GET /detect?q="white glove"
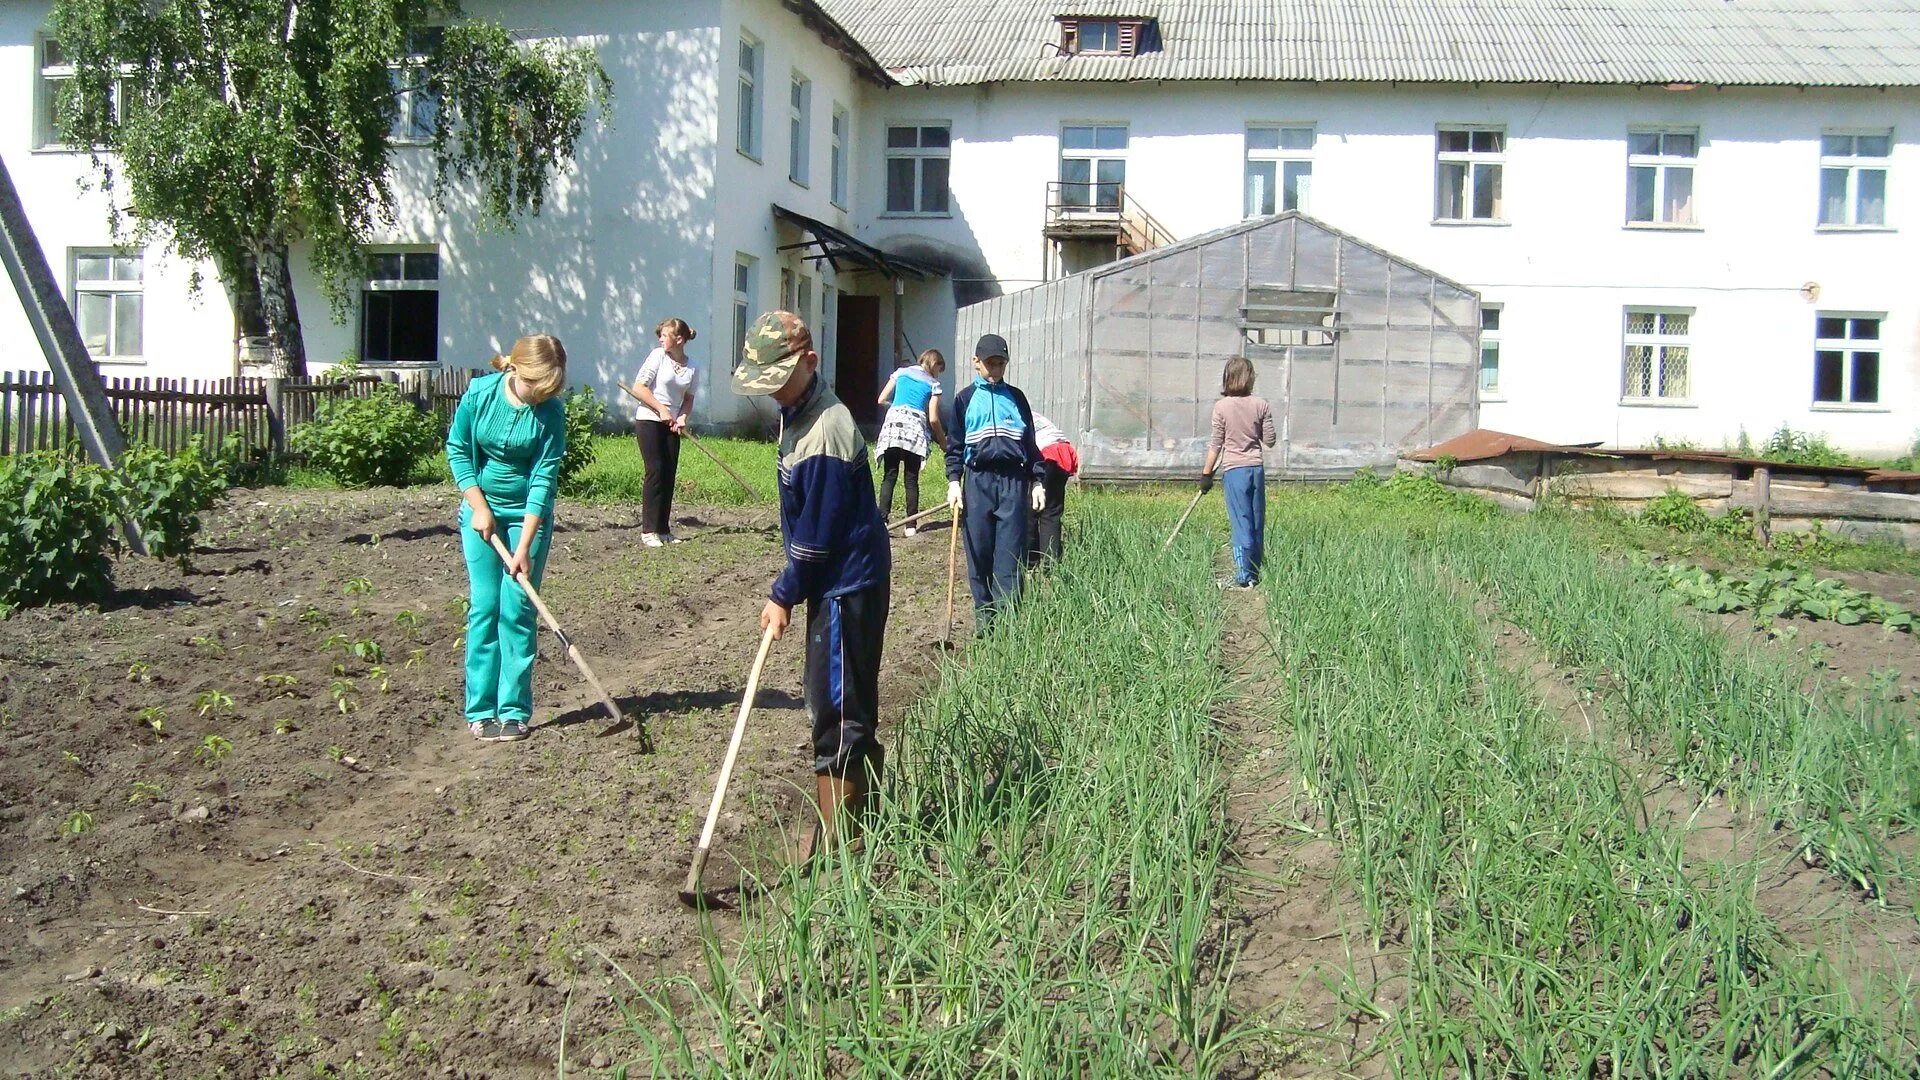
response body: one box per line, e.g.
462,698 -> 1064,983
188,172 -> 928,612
948,480 -> 963,509
1030,482 -> 1047,512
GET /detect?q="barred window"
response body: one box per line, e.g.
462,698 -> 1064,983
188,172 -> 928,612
1621,308 -> 1691,401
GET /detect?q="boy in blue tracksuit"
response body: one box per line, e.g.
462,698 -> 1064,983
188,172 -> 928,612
945,333 -> 1045,632
735,310 -> 890,856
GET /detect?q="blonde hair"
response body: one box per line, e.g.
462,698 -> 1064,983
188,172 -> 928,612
655,317 -> 696,343
1222,356 -> 1255,397
491,334 -> 568,404
918,348 -> 946,374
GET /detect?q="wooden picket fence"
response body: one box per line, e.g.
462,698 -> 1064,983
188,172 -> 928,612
0,367 -> 479,458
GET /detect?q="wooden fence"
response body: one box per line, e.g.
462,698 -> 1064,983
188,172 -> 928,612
0,368 -> 478,458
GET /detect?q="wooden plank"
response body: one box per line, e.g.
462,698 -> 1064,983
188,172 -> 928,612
1730,484 -> 1920,525
1550,471 -> 1733,500
1753,466 -> 1772,543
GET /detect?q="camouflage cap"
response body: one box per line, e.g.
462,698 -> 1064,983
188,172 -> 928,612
732,310 -> 814,396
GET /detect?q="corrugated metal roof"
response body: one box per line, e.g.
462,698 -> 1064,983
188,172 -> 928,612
820,1 -> 1920,87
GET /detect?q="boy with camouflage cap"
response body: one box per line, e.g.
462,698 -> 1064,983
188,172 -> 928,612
735,310 -> 891,857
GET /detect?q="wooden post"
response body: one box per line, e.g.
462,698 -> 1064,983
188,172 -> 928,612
1754,465 -> 1772,544
265,377 -> 286,455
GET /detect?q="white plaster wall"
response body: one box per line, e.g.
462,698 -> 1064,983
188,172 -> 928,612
855,81 -> 1920,456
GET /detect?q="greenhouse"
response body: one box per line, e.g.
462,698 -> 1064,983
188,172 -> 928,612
958,211 -> 1482,477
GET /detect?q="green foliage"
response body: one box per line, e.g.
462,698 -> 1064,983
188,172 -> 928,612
116,436 -> 229,564
60,810 -> 95,837
1344,468 -> 1499,518
289,386 -> 442,488
1650,558 -> 1916,631
557,386 -> 601,494
48,0 -> 610,369
1757,425 -> 1859,468
0,450 -> 124,611
1641,489 -> 1709,532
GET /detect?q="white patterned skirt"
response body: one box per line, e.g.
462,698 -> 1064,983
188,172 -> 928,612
874,404 -> 931,459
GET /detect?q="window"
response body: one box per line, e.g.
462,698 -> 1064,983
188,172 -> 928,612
796,275 -> 813,330
389,27 -> 443,144
1814,313 -> 1882,405
1436,126 -> 1505,222
1478,304 -> 1502,396
1058,17 -> 1152,56
36,35 -> 127,148
1060,124 -> 1127,210
1245,125 -> 1314,216
885,124 -> 951,214
1240,286 -> 1336,348
360,251 -> 440,365
70,249 -> 143,363
1627,128 -> 1697,226
736,36 -> 762,159
732,255 -> 757,371
788,74 -> 811,185
1819,130 -> 1890,227
830,106 -> 850,207
1621,308 -> 1691,401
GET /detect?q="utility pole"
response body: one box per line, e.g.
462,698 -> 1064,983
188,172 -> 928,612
0,152 -> 146,554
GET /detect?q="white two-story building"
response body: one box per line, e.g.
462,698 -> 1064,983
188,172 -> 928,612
4,0 -> 1919,453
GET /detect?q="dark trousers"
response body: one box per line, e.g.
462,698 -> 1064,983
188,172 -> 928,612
877,448 -> 922,520
804,582 -> 888,779
1025,460 -> 1068,568
633,419 -> 680,534
963,468 -> 1030,630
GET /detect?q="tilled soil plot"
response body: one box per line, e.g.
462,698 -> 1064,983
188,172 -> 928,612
0,486 -> 959,1078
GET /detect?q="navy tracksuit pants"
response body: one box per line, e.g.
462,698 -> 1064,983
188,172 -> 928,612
963,468 -> 1030,630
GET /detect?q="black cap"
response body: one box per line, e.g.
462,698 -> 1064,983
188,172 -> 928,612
974,333 -> 1010,360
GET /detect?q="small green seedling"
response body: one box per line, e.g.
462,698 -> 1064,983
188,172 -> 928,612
343,577 -> 375,597
188,634 -> 225,656
137,706 -> 166,735
404,648 -> 427,670
60,810 -> 94,836
320,632 -> 351,654
350,638 -> 384,664
368,666 -> 391,693
61,750 -> 84,769
274,718 -> 298,735
259,673 -> 299,692
298,605 -> 329,629
393,610 -> 422,635
325,745 -> 347,762
128,781 -> 164,804
194,734 -> 233,765
194,689 -> 234,718
329,680 -> 357,715
126,660 -> 153,683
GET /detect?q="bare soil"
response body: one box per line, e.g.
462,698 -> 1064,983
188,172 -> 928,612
0,486 -> 960,1078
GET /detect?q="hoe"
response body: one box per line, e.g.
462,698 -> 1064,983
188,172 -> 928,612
680,623 -> 779,908
488,535 -> 647,748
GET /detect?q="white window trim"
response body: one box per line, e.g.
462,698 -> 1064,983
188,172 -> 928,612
830,105 -> 850,209
1811,309 -> 1887,410
1817,127 -> 1893,231
387,28 -> 443,147
1619,306 -> 1695,406
34,34 -> 76,151
1058,122 -> 1129,213
69,247 -> 144,365
736,33 -> 763,162
1478,302 -> 1503,401
1434,124 -> 1506,224
788,72 -> 811,186
1244,123 -> 1315,218
731,254 -> 757,372
882,120 -> 952,218
1625,126 -> 1701,229
359,248 -> 441,368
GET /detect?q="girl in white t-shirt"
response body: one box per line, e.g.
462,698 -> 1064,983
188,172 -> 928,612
629,318 -> 699,546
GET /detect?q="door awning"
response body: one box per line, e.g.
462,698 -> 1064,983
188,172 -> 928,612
773,205 -> 940,280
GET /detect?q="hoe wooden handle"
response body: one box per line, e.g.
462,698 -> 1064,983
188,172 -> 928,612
488,534 -> 631,739
682,623 -> 779,900
1163,489 -> 1206,551
620,384 -> 759,500
889,503 -> 950,532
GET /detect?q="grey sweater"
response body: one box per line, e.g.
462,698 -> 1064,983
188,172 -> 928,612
1208,395 -> 1276,471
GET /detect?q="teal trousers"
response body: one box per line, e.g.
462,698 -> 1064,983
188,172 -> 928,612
460,513 -> 553,723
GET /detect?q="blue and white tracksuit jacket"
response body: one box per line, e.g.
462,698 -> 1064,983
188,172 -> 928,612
772,375 -> 891,609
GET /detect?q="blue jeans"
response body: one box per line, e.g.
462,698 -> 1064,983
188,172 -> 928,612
1223,465 -> 1265,586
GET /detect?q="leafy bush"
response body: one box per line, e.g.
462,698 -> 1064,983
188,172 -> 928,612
0,451 -> 125,611
1641,489 -> 1710,532
1759,425 -> 1858,468
1650,557 -> 1915,632
1345,468 -> 1499,518
289,385 -> 442,487
558,385 -> 601,493
118,436 -> 230,563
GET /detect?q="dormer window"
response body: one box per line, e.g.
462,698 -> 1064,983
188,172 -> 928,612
1058,16 -> 1154,57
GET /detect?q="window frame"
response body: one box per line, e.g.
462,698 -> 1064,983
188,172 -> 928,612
35,33 -> 131,151
1478,302 -> 1503,399
788,72 -> 811,186
882,121 -> 953,217
1244,123 -> 1315,218
387,26 -> 444,146
358,247 -> 442,367
1434,124 -> 1507,224
830,105 -> 850,208
1817,127 -> 1892,230
731,254 -> 758,372
69,247 -> 145,365
1619,306 -> 1694,406
1058,122 -> 1129,212
1625,126 -> 1700,228
1812,310 -> 1886,409
736,34 -> 763,161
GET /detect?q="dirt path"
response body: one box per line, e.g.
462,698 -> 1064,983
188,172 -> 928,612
1215,587 -> 1393,1079
0,487 -> 958,1078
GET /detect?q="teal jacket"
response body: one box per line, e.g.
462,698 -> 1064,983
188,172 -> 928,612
446,372 -> 567,518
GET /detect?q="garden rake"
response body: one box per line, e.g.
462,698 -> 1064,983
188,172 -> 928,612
680,622 -> 779,909
488,535 -> 647,748
887,503 -> 950,534
1163,489 -> 1206,551
618,385 -> 760,500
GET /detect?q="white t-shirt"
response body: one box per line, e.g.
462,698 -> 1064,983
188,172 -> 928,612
632,348 -> 698,422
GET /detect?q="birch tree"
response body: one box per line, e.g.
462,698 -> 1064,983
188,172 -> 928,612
49,0 -> 610,375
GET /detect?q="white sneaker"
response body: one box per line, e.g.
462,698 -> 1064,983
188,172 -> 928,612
640,533 -> 664,548
663,532 -> 684,544
903,526 -> 917,538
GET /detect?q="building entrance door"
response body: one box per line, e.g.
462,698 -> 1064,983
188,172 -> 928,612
836,295 -> 882,428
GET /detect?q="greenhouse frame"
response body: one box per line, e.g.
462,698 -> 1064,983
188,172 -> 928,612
957,212 -> 1482,478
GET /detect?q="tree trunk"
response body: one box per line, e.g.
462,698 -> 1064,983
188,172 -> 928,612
254,243 -> 308,377
216,250 -> 269,371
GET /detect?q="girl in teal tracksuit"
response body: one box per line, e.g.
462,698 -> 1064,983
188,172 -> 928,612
446,335 -> 569,742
